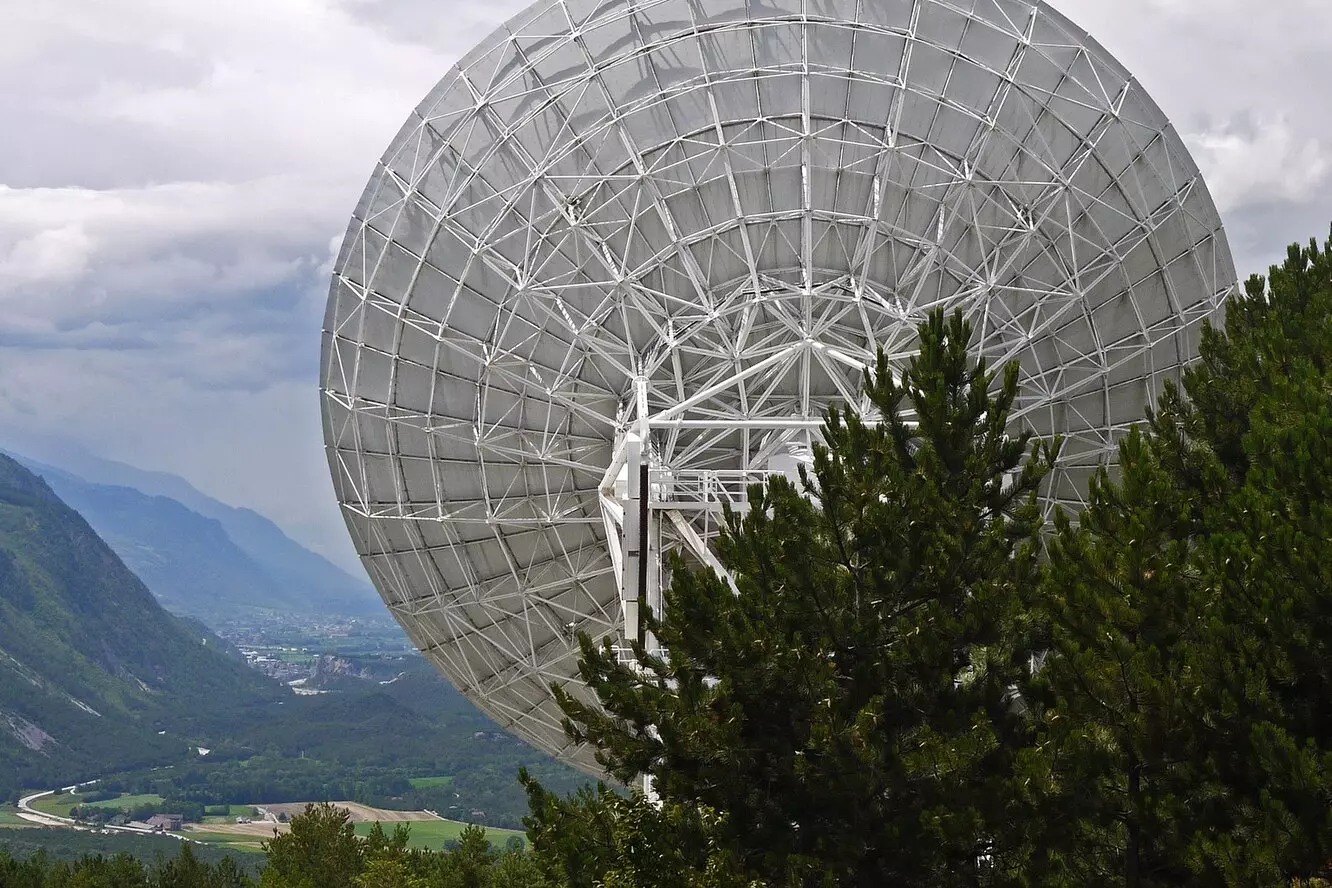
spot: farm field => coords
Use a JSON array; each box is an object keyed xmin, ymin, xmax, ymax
[
  {"xmin": 180, "ymin": 801, "xmax": 523, "ymax": 853},
  {"xmin": 351, "ymin": 818, "xmax": 522, "ymax": 849},
  {"xmin": 32, "ymin": 792, "xmax": 166, "ymax": 818},
  {"xmin": 180, "ymin": 828, "xmax": 271, "ymax": 854},
  {"xmin": 262, "ymin": 801, "xmax": 442, "ymax": 822},
  {"xmin": 78, "ymin": 793, "xmax": 165, "ymax": 811},
  {"xmin": 199, "ymin": 804, "xmax": 260, "ymax": 825},
  {"xmin": 186, "ymin": 822, "xmax": 282, "ymax": 841},
  {"xmin": 0, "ymin": 807, "xmax": 34, "ymax": 828},
  {"xmin": 30, "ymin": 794, "xmax": 73, "ymax": 817},
  {"xmin": 408, "ymin": 775, "xmax": 454, "ymax": 790}
]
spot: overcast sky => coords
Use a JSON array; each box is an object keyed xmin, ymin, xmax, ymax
[{"xmin": 1, "ymin": 0, "xmax": 1329, "ymax": 574}]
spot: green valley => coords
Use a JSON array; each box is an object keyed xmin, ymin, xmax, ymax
[
  {"xmin": 0, "ymin": 453, "xmax": 285, "ymax": 801},
  {"xmin": 0, "ymin": 453, "xmax": 586, "ymax": 836}
]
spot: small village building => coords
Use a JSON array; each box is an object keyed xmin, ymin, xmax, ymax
[{"xmin": 146, "ymin": 813, "xmax": 184, "ymax": 831}]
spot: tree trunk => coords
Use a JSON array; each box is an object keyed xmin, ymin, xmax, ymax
[{"xmin": 1127, "ymin": 751, "xmax": 1141, "ymax": 888}]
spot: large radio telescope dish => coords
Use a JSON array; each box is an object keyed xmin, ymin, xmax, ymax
[{"xmin": 322, "ymin": 0, "xmax": 1235, "ymax": 773}]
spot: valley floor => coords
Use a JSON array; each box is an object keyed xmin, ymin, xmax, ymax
[{"xmin": 4, "ymin": 785, "xmax": 522, "ymax": 858}]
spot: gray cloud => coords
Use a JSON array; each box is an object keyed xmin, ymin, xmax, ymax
[
  {"xmin": 1058, "ymin": 0, "xmax": 1332, "ymax": 273},
  {"xmin": 1, "ymin": 0, "xmax": 1329, "ymax": 573}
]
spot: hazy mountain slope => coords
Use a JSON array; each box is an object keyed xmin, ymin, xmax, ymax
[
  {"xmin": 25, "ymin": 449, "xmax": 366, "ymax": 584},
  {"xmin": 7, "ymin": 451, "xmax": 380, "ymax": 616},
  {"xmin": 192, "ymin": 503, "xmax": 378, "ymax": 616},
  {"xmin": 21, "ymin": 463, "xmax": 294, "ymax": 616},
  {"xmin": 0, "ymin": 454, "xmax": 282, "ymax": 796}
]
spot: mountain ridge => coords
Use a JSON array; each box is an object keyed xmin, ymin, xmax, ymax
[{"xmin": 4, "ymin": 450, "xmax": 379, "ymax": 618}]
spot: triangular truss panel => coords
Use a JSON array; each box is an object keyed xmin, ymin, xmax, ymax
[{"xmin": 323, "ymin": 0, "xmax": 1236, "ymax": 775}]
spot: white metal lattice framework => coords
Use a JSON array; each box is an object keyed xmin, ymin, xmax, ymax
[{"xmin": 321, "ymin": 0, "xmax": 1236, "ymax": 774}]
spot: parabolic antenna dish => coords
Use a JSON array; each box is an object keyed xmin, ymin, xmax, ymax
[{"xmin": 322, "ymin": 0, "xmax": 1236, "ymax": 773}]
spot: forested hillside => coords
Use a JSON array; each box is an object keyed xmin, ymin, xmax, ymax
[
  {"xmin": 0, "ymin": 454, "xmax": 283, "ymax": 799},
  {"xmin": 93, "ymin": 657, "xmax": 587, "ymax": 828}
]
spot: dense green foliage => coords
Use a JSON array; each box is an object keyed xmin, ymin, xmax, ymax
[
  {"xmin": 0, "ymin": 827, "xmax": 262, "ymax": 876},
  {"xmin": 93, "ymin": 663, "xmax": 586, "ymax": 828},
  {"xmin": 521, "ymin": 772, "xmax": 750, "ymax": 888},
  {"xmin": 1026, "ymin": 233, "xmax": 1332, "ymax": 884},
  {"xmin": 554, "ymin": 310, "xmax": 1059, "ymax": 887},
  {"xmin": 70, "ymin": 798, "xmax": 207, "ymax": 824},
  {"xmin": 257, "ymin": 805, "xmax": 547, "ymax": 888},
  {"xmin": 263, "ymin": 806, "xmax": 547, "ymax": 888},
  {"xmin": 0, "ymin": 844, "xmax": 256, "ymax": 888}
]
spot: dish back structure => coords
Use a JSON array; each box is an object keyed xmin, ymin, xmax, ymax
[{"xmin": 321, "ymin": 0, "xmax": 1236, "ymax": 774}]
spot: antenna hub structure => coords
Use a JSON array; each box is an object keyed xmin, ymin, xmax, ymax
[{"xmin": 322, "ymin": 0, "xmax": 1235, "ymax": 774}]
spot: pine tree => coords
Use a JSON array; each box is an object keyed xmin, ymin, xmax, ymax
[
  {"xmin": 1029, "ymin": 230, "xmax": 1332, "ymax": 885},
  {"xmin": 552, "ymin": 310, "xmax": 1059, "ymax": 887},
  {"xmin": 1026, "ymin": 426, "xmax": 1212, "ymax": 886},
  {"xmin": 1171, "ymin": 235, "xmax": 1332, "ymax": 881},
  {"xmin": 151, "ymin": 841, "xmax": 256, "ymax": 888},
  {"xmin": 261, "ymin": 803, "xmax": 363, "ymax": 888},
  {"xmin": 521, "ymin": 768, "xmax": 761, "ymax": 888},
  {"xmin": 443, "ymin": 823, "xmax": 498, "ymax": 888},
  {"xmin": 359, "ymin": 821, "xmax": 427, "ymax": 888}
]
